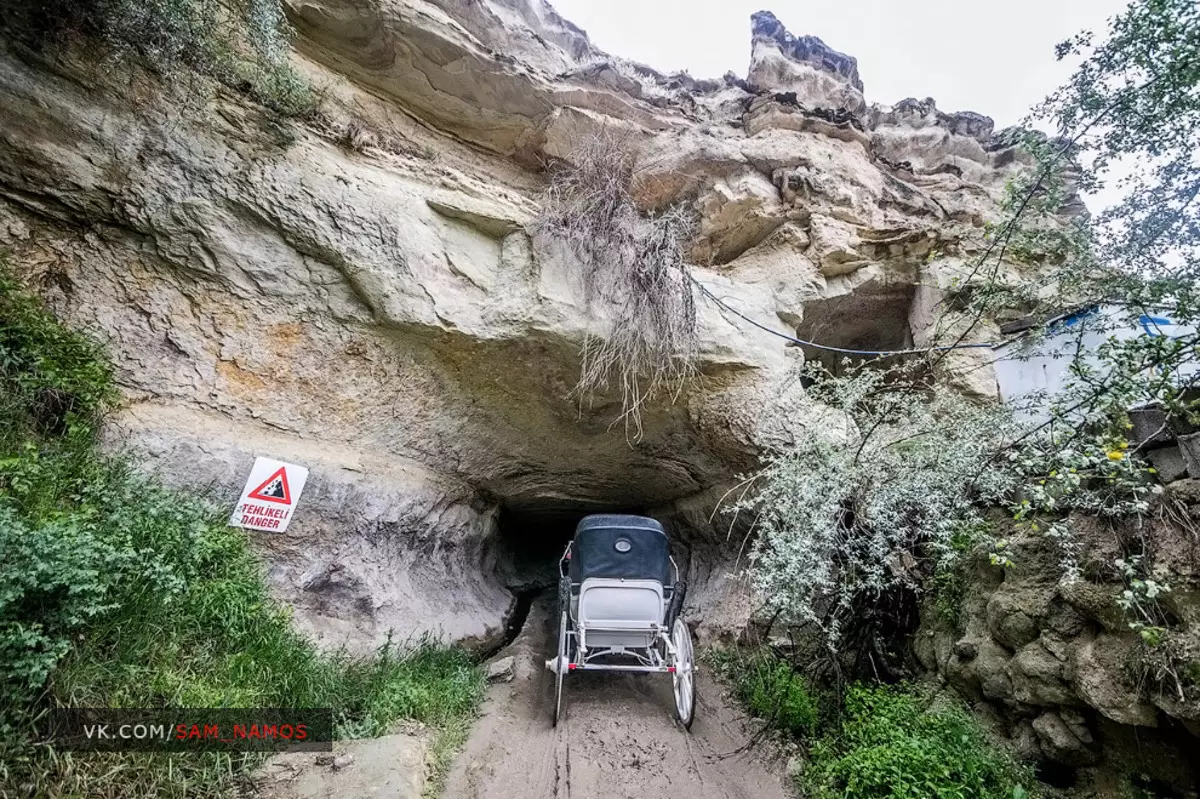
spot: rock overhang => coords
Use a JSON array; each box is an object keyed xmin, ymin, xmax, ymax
[{"xmin": 0, "ymin": 0, "xmax": 1043, "ymax": 652}]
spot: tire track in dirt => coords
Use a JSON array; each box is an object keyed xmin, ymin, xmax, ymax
[{"xmin": 443, "ymin": 597, "xmax": 790, "ymax": 799}]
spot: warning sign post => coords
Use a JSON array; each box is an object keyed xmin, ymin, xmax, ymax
[{"xmin": 230, "ymin": 457, "xmax": 308, "ymax": 532}]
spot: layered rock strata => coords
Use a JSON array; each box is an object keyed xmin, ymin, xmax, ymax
[{"xmin": 1, "ymin": 1, "xmax": 1027, "ymax": 647}]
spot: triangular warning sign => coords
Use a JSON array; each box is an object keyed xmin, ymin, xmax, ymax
[{"xmin": 248, "ymin": 466, "xmax": 292, "ymax": 505}]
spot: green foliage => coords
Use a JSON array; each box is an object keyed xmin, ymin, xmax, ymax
[
  {"xmin": 944, "ymin": 0, "xmax": 1200, "ymax": 632},
  {"xmin": 732, "ymin": 362, "xmax": 1019, "ymax": 670},
  {"xmin": 737, "ymin": 339, "xmax": 1185, "ymax": 677},
  {"xmin": 931, "ymin": 565, "xmax": 968, "ymax": 631},
  {"xmin": 333, "ymin": 638, "xmax": 484, "ymax": 798},
  {"xmin": 959, "ymin": 0, "xmax": 1200, "ymax": 322},
  {"xmin": 931, "ymin": 521, "xmax": 987, "ymax": 632},
  {"xmin": 329, "ymin": 637, "xmax": 484, "ymax": 739},
  {"xmin": 931, "ymin": 0, "xmax": 1200, "ymax": 606},
  {"xmin": 802, "ymin": 685, "xmax": 1034, "ymax": 799},
  {"xmin": 709, "ymin": 648, "xmax": 819, "ymax": 738},
  {"xmin": 0, "ymin": 0, "xmax": 314, "ymax": 115},
  {"xmin": 711, "ymin": 653, "xmax": 1033, "ymax": 798},
  {"xmin": 953, "ymin": 0, "xmax": 1200, "ymax": 452},
  {"xmin": 995, "ymin": 333, "xmax": 1183, "ymax": 587},
  {"xmin": 1043, "ymin": 0, "xmax": 1200, "ymax": 303},
  {"xmin": 1186, "ymin": 660, "xmax": 1200, "ymax": 686},
  {"xmin": 1114, "ymin": 554, "xmax": 1172, "ymax": 646},
  {"xmin": 0, "ymin": 267, "xmax": 113, "ymax": 455},
  {"xmin": 0, "ymin": 271, "xmax": 482, "ymax": 797}
]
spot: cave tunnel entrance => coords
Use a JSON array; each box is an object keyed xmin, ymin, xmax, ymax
[
  {"xmin": 492, "ymin": 501, "xmax": 649, "ymax": 593},
  {"xmin": 487, "ymin": 500, "xmax": 653, "ymax": 652},
  {"xmin": 483, "ymin": 489, "xmax": 715, "ymax": 656}
]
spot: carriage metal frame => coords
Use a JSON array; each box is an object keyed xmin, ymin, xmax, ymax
[{"xmin": 544, "ymin": 514, "xmax": 695, "ymax": 728}]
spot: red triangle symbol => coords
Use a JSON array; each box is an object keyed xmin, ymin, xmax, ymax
[{"xmin": 248, "ymin": 466, "xmax": 292, "ymax": 505}]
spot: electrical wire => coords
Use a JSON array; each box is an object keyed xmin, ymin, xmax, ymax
[{"xmin": 689, "ymin": 274, "xmax": 1000, "ymax": 356}]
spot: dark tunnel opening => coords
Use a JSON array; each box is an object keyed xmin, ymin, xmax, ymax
[
  {"xmin": 492, "ymin": 503, "xmax": 648, "ymax": 592},
  {"xmin": 1034, "ymin": 760, "xmax": 1077, "ymax": 791},
  {"xmin": 487, "ymin": 501, "xmax": 655, "ymax": 653}
]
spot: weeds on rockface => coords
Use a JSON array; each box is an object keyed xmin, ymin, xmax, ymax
[
  {"xmin": 533, "ymin": 129, "xmax": 698, "ymax": 440},
  {"xmin": 0, "ymin": 0, "xmax": 314, "ymax": 115},
  {"xmin": 931, "ymin": 520, "xmax": 991, "ymax": 634},
  {"xmin": 1115, "ymin": 551, "xmax": 1200, "ymax": 709}
]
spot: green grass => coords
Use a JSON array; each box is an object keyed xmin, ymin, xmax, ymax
[
  {"xmin": 0, "ymin": 264, "xmax": 483, "ymax": 797},
  {"xmin": 710, "ymin": 640, "xmax": 1033, "ymax": 799},
  {"xmin": 423, "ymin": 717, "xmax": 474, "ymax": 799},
  {"xmin": 708, "ymin": 647, "xmax": 819, "ymax": 738},
  {"xmin": 802, "ymin": 684, "xmax": 1034, "ymax": 799}
]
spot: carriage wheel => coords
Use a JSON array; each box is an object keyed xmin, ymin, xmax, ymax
[
  {"xmin": 671, "ymin": 617, "xmax": 695, "ymax": 729},
  {"xmin": 553, "ymin": 608, "xmax": 568, "ymax": 727}
]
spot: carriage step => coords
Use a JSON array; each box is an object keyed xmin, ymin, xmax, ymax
[{"xmin": 545, "ymin": 658, "xmax": 676, "ymax": 674}]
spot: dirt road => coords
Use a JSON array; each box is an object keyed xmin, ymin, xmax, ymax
[{"xmin": 443, "ymin": 597, "xmax": 791, "ymax": 799}]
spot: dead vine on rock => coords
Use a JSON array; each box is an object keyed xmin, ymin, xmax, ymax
[{"xmin": 533, "ymin": 130, "xmax": 698, "ymax": 441}]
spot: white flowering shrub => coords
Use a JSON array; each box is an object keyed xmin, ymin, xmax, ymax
[
  {"xmin": 737, "ymin": 344, "xmax": 1190, "ymax": 676},
  {"xmin": 733, "ymin": 363, "xmax": 1020, "ymax": 675}
]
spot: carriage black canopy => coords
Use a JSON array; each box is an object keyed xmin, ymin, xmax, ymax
[{"xmin": 568, "ymin": 514, "xmax": 672, "ymax": 585}]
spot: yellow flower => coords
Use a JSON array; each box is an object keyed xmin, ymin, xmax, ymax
[{"xmin": 1107, "ymin": 451, "xmax": 1124, "ymax": 461}]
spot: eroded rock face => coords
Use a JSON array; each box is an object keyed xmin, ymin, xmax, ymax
[
  {"xmin": 0, "ymin": 4, "xmax": 1028, "ymax": 650},
  {"xmin": 747, "ymin": 11, "xmax": 865, "ymax": 115},
  {"xmin": 918, "ymin": 508, "xmax": 1200, "ymax": 792}
]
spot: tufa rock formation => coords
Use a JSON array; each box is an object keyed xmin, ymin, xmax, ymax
[
  {"xmin": 916, "ymin": 501, "xmax": 1200, "ymax": 793},
  {"xmin": 7, "ymin": 1, "xmax": 1197, "ymax": 786},
  {"xmin": 0, "ymin": 3, "xmax": 1024, "ymax": 648}
]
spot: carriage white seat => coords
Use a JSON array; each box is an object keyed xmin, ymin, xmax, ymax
[{"xmin": 545, "ymin": 514, "xmax": 695, "ymax": 728}]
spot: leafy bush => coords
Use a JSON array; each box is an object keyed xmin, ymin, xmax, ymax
[
  {"xmin": 732, "ymin": 343, "xmax": 1183, "ymax": 682},
  {"xmin": 0, "ymin": 269, "xmax": 483, "ymax": 797},
  {"xmin": 711, "ymin": 649, "xmax": 819, "ymax": 738},
  {"xmin": 802, "ymin": 684, "xmax": 1033, "ymax": 799},
  {"xmin": 0, "ymin": 0, "xmax": 314, "ymax": 115},
  {"xmin": 0, "ymin": 268, "xmax": 113, "ymax": 453},
  {"xmin": 731, "ymin": 362, "xmax": 1019, "ymax": 676}
]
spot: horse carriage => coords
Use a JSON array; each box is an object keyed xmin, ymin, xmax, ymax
[{"xmin": 544, "ymin": 514, "xmax": 695, "ymax": 728}]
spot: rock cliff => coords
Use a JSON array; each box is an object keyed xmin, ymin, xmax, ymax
[
  {"xmin": 0, "ymin": 1, "xmax": 1026, "ymax": 650},
  {"xmin": 916, "ymin": 494, "xmax": 1200, "ymax": 793}
]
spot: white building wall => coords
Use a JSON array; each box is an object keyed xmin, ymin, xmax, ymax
[{"xmin": 993, "ymin": 304, "xmax": 1199, "ymax": 424}]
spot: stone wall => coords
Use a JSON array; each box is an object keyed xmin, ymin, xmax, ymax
[{"xmin": 916, "ymin": 484, "xmax": 1200, "ymax": 795}]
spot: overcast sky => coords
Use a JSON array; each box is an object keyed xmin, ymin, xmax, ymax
[{"xmin": 550, "ymin": 0, "xmax": 1131, "ymax": 130}]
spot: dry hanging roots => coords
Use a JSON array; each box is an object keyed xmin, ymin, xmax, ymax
[{"xmin": 533, "ymin": 130, "xmax": 698, "ymax": 440}]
